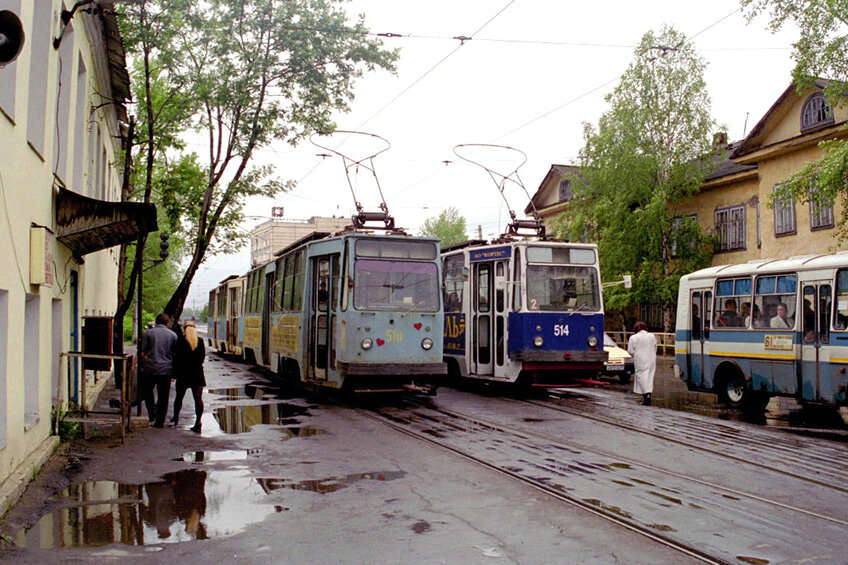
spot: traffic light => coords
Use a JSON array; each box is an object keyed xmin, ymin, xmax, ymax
[{"xmin": 159, "ymin": 232, "xmax": 169, "ymax": 260}]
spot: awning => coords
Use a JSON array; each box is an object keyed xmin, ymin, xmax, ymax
[{"xmin": 56, "ymin": 188, "xmax": 158, "ymax": 257}]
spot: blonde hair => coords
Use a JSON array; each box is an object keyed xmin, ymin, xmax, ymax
[{"xmin": 183, "ymin": 322, "xmax": 198, "ymax": 350}]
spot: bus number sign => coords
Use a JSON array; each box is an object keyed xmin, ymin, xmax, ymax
[{"xmin": 764, "ymin": 334, "xmax": 793, "ymax": 350}]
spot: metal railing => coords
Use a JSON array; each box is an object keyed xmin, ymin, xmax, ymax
[{"xmin": 606, "ymin": 331, "xmax": 676, "ymax": 356}]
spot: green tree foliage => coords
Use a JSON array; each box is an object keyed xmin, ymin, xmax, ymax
[
  {"xmin": 553, "ymin": 25, "xmax": 716, "ymax": 329},
  {"xmin": 122, "ymin": 0, "xmax": 397, "ymax": 321},
  {"xmin": 743, "ymin": 0, "xmax": 848, "ymax": 244},
  {"xmin": 419, "ymin": 207, "xmax": 468, "ymax": 248}
]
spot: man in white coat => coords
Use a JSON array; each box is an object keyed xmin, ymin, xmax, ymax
[{"xmin": 627, "ymin": 321, "xmax": 656, "ymax": 406}]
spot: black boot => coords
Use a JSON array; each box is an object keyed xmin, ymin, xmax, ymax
[{"xmin": 642, "ymin": 393, "xmax": 652, "ymax": 406}]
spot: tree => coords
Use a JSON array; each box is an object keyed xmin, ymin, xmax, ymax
[
  {"xmin": 743, "ymin": 0, "xmax": 848, "ymax": 244},
  {"xmin": 419, "ymin": 207, "xmax": 468, "ymax": 248},
  {"xmin": 553, "ymin": 25, "xmax": 716, "ymax": 331},
  {"xmin": 150, "ymin": 0, "xmax": 397, "ymax": 321}
]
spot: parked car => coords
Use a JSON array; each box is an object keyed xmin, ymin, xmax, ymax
[{"xmin": 603, "ymin": 333, "xmax": 633, "ymax": 383}]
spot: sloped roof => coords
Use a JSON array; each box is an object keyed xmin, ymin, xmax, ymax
[
  {"xmin": 705, "ymin": 141, "xmax": 757, "ymax": 182},
  {"xmin": 525, "ymin": 164, "xmax": 581, "ymax": 214}
]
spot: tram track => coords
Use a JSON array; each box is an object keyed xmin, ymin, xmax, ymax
[
  {"xmin": 524, "ymin": 392, "xmax": 848, "ymax": 494},
  {"xmin": 352, "ymin": 395, "xmax": 848, "ymax": 565}
]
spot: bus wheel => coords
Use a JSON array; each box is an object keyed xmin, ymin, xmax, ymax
[{"xmin": 717, "ymin": 369, "xmax": 748, "ymax": 408}]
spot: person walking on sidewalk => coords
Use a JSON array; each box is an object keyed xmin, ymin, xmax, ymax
[
  {"xmin": 627, "ymin": 321, "xmax": 657, "ymax": 406},
  {"xmin": 140, "ymin": 312, "xmax": 178, "ymax": 427},
  {"xmin": 171, "ymin": 320, "xmax": 206, "ymax": 433}
]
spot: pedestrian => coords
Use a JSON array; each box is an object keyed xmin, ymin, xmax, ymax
[
  {"xmin": 627, "ymin": 321, "xmax": 657, "ymax": 406},
  {"xmin": 171, "ymin": 320, "xmax": 206, "ymax": 433},
  {"xmin": 140, "ymin": 312, "xmax": 178, "ymax": 427}
]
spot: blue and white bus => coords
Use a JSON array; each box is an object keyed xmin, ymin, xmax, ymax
[
  {"xmin": 676, "ymin": 253, "xmax": 848, "ymax": 408},
  {"xmin": 442, "ymin": 239, "xmax": 607, "ymax": 387}
]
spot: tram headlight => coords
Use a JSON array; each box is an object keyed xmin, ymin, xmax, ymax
[
  {"xmin": 361, "ymin": 338, "xmax": 373, "ymax": 350},
  {"xmin": 587, "ymin": 336, "xmax": 599, "ymax": 348},
  {"xmin": 421, "ymin": 337, "xmax": 433, "ymax": 350},
  {"xmin": 533, "ymin": 336, "xmax": 544, "ymax": 348}
]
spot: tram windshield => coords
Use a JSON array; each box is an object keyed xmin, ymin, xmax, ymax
[
  {"xmin": 353, "ymin": 260, "xmax": 440, "ymax": 312},
  {"xmin": 526, "ymin": 265, "xmax": 600, "ymax": 312}
]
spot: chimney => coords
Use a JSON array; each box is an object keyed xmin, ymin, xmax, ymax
[{"xmin": 712, "ymin": 131, "xmax": 728, "ymax": 148}]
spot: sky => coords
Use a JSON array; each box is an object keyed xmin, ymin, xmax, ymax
[{"xmin": 183, "ymin": 0, "xmax": 799, "ymax": 311}]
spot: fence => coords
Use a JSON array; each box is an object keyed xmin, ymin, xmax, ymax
[{"xmin": 606, "ymin": 331, "xmax": 675, "ymax": 356}]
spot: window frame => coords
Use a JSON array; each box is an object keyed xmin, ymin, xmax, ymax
[
  {"xmin": 809, "ymin": 184, "xmax": 834, "ymax": 231},
  {"xmin": 714, "ymin": 204, "xmax": 746, "ymax": 252},
  {"xmin": 800, "ymin": 92, "xmax": 834, "ymax": 132},
  {"xmin": 773, "ymin": 185, "xmax": 796, "ymax": 237}
]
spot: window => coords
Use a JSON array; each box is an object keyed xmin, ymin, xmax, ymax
[
  {"xmin": 291, "ymin": 250, "xmax": 304, "ymax": 310},
  {"xmin": 526, "ymin": 265, "xmax": 600, "ymax": 312},
  {"xmin": 671, "ymin": 214, "xmax": 698, "ymax": 257},
  {"xmin": 801, "ymin": 93, "xmax": 833, "ymax": 131},
  {"xmin": 834, "ymin": 270, "xmax": 848, "ymax": 330},
  {"xmin": 353, "ymin": 260, "xmax": 439, "ymax": 312},
  {"xmin": 443, "ymin": 254, "xmax": 464, "ymax": 313},
  {"xmin": 558, "ymin": 179, "xmax": 572, "ymax": 201},
  {"xmin": 714, "ymin": 278, "xmax": 752, "ymax": 328},
  {"xmin": 512, "ymin": 248, "xmax": 522, "ymax": 310},
  {"xmin": 753, "ymin": 274, "xmax": 797, "ymax": 330},
  {"xmin": 809, "ymin": 184, "xmax": 834, "ymax": 230},
  {"xmin": 773, "ymin": 186, "xmax": 796, "ymax": 236},
  {"xmin": 714, "ymin": 205, "xmax": 745, "ymax": 252}
]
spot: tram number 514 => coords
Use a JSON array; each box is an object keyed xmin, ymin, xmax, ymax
[{"xmin": 553, "ymin": 324, "xmax": 570, "ymax": 337}]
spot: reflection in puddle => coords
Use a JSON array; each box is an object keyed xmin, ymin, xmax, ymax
[
  {"xmin": 257, "ymin": 471, "xmax": 406, "ymax": 495},
  {"xmin": 213, "ymin": 402, "xmax": 311, "ymax": 434},
  {"xmin": 181, "ymin": 449, "xmax": 261, "ymax": 463},
  {"xmin": 207, "ymin": 384, "xmax": 278, "ymax": 401}
]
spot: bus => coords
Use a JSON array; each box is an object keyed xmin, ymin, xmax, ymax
[{"xmin": 675, "ymin": 253, "xmax": 848, "ymax": 408}]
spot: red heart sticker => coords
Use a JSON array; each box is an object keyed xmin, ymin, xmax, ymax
[
  {"xmin": 413, "ymin": 323, "xmax": 422, "ymax": 330},
  {"xmin": 376, "ymin": 338, "xmax": 385, "ymax": 346}
]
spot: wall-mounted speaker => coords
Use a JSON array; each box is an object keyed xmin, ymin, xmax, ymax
[{"xmin": 0, "ymin": 10, "xmax": 24, "ymax": 66}]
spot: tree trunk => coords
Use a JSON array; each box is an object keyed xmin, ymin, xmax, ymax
[{"xmin": 164, "ymin": 239, "xmax": 208, "ymax": 323}]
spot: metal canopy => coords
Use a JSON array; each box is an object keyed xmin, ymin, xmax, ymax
[{"xmin": 56, "ymin": 188, "xmax": 158, "ymax": 257}]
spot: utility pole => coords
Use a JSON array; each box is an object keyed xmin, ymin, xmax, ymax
[{"xmin": 477, "ymin": 224, "xmax": 482, "ymax": 240}]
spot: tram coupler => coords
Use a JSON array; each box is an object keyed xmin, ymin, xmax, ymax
[{"xmin": 403, "ymin": 382, "xmax": 438, "ymax": 396}]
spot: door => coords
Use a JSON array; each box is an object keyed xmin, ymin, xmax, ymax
[
  {"xmin": 473, "ymin": 262, "xmax": 494, "ymax": 376},
  {"xmin": 800, "ymin": 282, "xmax": 831, "ymax": 401},
  {"xmin": 309, "ymin": 255, "xmax": 338, "ymax": 380},
  {"xmin": 493, "ymin": 260, "xmax": 508, "ymax": 377},
  {"xmin": 229, "ymin": 287, "xmax": 239, "ymax": 349},
  {"xmin": 261, "ymin": 272, "xmax": 274, "ymax": 365},
  {"xmin": 689, "ymin": 289, "xmax": 711, "ymax": 388}
]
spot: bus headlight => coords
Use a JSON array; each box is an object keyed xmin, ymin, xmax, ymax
[
  {"xmin": 587, "ymin": 336, "xmax": 598, "ymax": 348},
  {"xmin": 361, "ymin": 338, "xmax": 373, "ymax": 350},
  {"xmin": 533, "ymin": 336, "xmax": 544, "ymax": 347},
  {"xmin": 421, "ymin": 338, "xmax": 433, "ymax": 350}
]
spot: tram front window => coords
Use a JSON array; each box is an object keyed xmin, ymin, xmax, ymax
[
  {"xmin": 526, "ymin": 265, "xmax": 600, "ymax": 312},
  {"xmin": 353, "ymin": 260, "xmax": 439, "ymax": 312}
]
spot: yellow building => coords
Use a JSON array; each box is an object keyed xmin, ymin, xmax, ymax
[{"xmin": 0, "ymin": 1, "xmax": 154, "ymax": 512}]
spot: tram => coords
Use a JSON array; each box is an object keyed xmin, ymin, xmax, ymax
[
  {"xmin": 676, "ymin": 253, "xmax": 848, "ymax": 408},
  {"xmin": 207, "ymin": 274, "xmax": 245, "ymax": 356},
  {"xmin": 443, "ymin": 144, "xmax": 607, "ymax": 387}
]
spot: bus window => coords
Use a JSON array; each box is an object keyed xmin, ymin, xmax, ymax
[
  {"xmin": 691, "ymin": 292, "xmax": 702, "ymax": 340},
  {"xmin": 820, "ymin": 285, "xmax": 831, "ymax": 343},
  {"xmin": 714, "ymin": 278, "xmax": 751, "ymax": 328},
  {"xmin": 704, "ymin": 291, "xmax": 712, "ymax": 338},
  {"xmin": 754, "ymin": 274, "xmax": 797, "ymax": 330},
  {"xmin": 803, "ymin": 286, "xmax": 816, "ymax": 342},
  {"xmin": 834, "ymin": 270, "xmax": 848, "ymax": 330}
]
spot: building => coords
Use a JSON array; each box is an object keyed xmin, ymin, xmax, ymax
[
  {"xmin": 0, "ymin": 1, "xmax": 154, "ymax": 512},
  {"xmin": 250, "ymin": 216, "xmax": 350, "ymax": 267}
]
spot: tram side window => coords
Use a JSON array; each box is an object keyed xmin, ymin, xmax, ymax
[
  {"xmin": 291, "ymin": 250, "xmax": 305, "ymax": 310},
  {"xmin": 273, "ymin": 259, "xmax": 285, "ymax": 312},
  {"xmin": 753, "ymin": 274, "xmax": 797, "ymax": 329},
  {"xmin": 443, "ymin": 254, "xmax": 464, "ymax": 313},
  {"xmin": 834, "ymin": 270, "xmax": 848, "ymax": 330},
  {"xmin": 513, "ymin": 249, "xmax": 522, "ymax": 311},
  {"xmin": 714, "ymin": 278, "xmax": 751, "ymax": 328}
]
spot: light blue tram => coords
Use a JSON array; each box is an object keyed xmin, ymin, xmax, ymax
[
  {"xmin": 237, "ymin": 230, "xmax": 446, "ymax": 393},
  {"xmin": 442, "ymin": 238, "xmax": 607, "ymax": 387},
  {"xmin": 676, "ymin": 253, "xmax": 848, "ymax": 408}
]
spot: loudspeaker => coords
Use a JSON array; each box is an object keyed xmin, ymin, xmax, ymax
[{"xmin": 0, "ymin": 11, "xmax": 24, "ymax": 66}]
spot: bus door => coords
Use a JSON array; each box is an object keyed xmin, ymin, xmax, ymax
[
  {"xmin": 261, "ymin": 271, "xmax": 274, "ymax": 366},
  {"xmin": 473, "ymin": 262, "xmax": 494, "ymax": 376},
  {"xmin": 801, "ymin": 282, "xmax": 832, "ymax": 401},
  {"xmin": 309, "ymin": 255, "xmax": 338, "ymax": 380},
  {"xmin": 689, "ymin": 289, "xmax": 711, "ymax": 388},
  {"xmin": 493, "ymin": 260, "xmax": 509, "ymax": 377}
]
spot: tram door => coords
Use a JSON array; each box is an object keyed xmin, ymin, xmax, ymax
[
  {"xmin": 261, "ymin": 271, "xmax": 274, "ymax": 365},
  {"xmin": 689, "ymin": 289, "xmax": 712, "ymax": 388},
  {"xmin": 473, "ymin": 262, "xmax": 494, "ymax": 375},
  {"xmin": 493, "ymin": 261, "xmax": 509, "ymax": 377},
  {"xmin": 800, "ymin": 282, "xmax": 832, "ymax": 401},
  {"xmin": 229, "ymin": 286, "xmax": 240, "ymax": 350},
  {"xmin": 309, "ymin": 255, "xmax": 339, "ymax": 381}
]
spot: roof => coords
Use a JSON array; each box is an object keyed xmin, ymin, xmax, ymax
[
  {"xmin": 682, "ymin": 252, "xmax": 848, "ymax": 282},
  {"xmin": 704, "ymin": 141, "xmax": 757, "ymax": 182},
  {"xmin": 525, "ymin": 164, "xmax": 581, "ymax": 214}
]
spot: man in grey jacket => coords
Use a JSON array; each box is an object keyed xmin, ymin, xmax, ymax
[{"xmin": 140, "ymin": 312, "xmax": 178, "ymax": 427}]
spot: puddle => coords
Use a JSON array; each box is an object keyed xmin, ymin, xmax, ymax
[
  {"xmin": 648, "ymin": 491, "xmax": 683, "ymax": 505},
  {"xmin": 581, "ymin": 499, "xmax": 633, "ymax": 519},
  {"xmin": 646, "ymin": 523, "xmax": 676, "ymax": 532},
  {"xmin": 213, "ymin": 402, "xmax": 311, "ymax": 434},
  {"xmin": 410, "ymin": 520, "xmax": 431, "ymax": 534},
  {"xmin": 737, "ymin": 557, "xmax": 769, "ymax": 565},
  {"xmin": 278, "ymin": 426, "xmax": 325, "ymax": 440},
  {"xmin": 257, "ymin": 471, "xmax": 406, "ymax": 495},
  {"xmin": 180, "ymin": 449, "xmax": 261, "ymax": 463},
  {"xmin": 607, "ymin": 462, "xmax": 632, "ymax": 470},
  {"xmin": 207, "ymin": 384, "xmax": 280, "ymax": 401},
  {"xmin": 17, "ymin": 469, "xmax": 280, "ymax": 548}
]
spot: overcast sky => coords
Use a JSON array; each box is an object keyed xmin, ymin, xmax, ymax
[{"xmin": 183, "ymin": 0, "xmax": 798, "ymax": 312}]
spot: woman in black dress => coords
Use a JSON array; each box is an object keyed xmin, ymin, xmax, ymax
[{"xmin": 171, "ymin": 321, "xmax": 206, "ymax": 432}]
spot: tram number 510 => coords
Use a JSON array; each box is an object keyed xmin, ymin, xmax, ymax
[{"xmin": 553, "ymin": 324, "xmax": 570, "ymax": 337}]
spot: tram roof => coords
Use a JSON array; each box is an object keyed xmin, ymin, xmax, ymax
[
  {"xmin": 683, "ymin": 252, "xmax": 848, "ymax": 281},
  {"xmin": 442, "ymin": 239, "xmax": 596, "ymax": 254}
]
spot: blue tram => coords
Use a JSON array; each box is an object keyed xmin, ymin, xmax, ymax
[
  {"xmin": 442, "ymin": 239, "xmax": 607, "ymax": 387},
  {"xmin": 230, "ymin": 230, "xmax": 446, "ymax": 393}
]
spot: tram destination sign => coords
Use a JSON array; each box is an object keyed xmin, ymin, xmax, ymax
[{"xmin": 470, "ymin": 246, "xmax": 511, "ymax": 262}]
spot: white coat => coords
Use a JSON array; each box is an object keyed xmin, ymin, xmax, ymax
[{"xmin": 627, "ymin": 330, "xmax": 657, "ymax": 395}]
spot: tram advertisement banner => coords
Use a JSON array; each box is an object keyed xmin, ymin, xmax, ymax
[
  {"xmin": 444, "ymin": 313, "xmax": 466, "ymax": 354},
  {"xmin": 469, "ymin": 246, "xmax": 511, "ymax": 262}
]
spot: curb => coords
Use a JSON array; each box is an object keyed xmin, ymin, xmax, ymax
[{"xmin": 0, "ymin": 435, "xmax": 60, "ymax": 519}]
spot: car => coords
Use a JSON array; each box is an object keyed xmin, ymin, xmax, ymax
[{"xmin": 602, "ymin": 333, "xmax": 633, "ymax": 383}]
